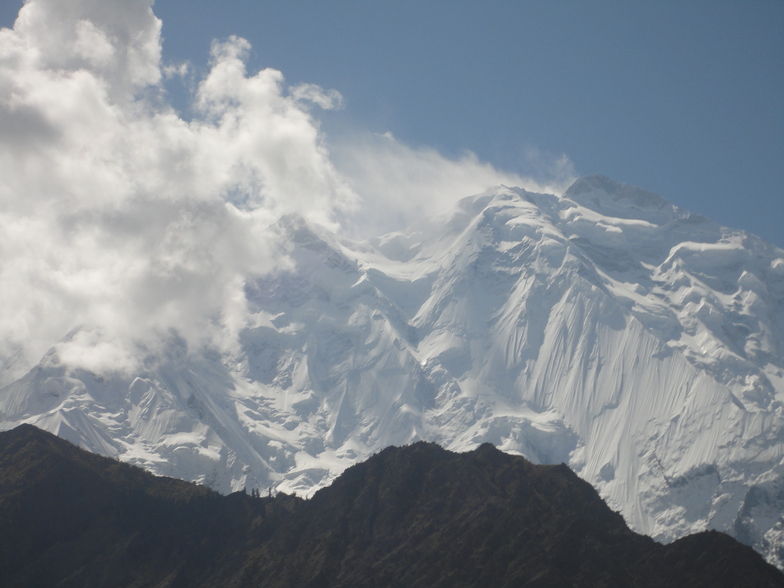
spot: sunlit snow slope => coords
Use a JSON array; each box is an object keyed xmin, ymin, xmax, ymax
[{"xmin": 2, "ymin": 176, "xmax": 783, "ymax": 566}]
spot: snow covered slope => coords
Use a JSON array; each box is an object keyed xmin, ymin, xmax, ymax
[{"xmin": 1, "ymin": 176, "xmax": 783, "ymax": 566}]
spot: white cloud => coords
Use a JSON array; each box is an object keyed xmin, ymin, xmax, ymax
[
  {"xmin": 0, "ymin": 1, "xmax": 354, "ymax": 380},
  {"xmin": 290, "ymin": 83, "xmax": 344, "ymax": 110},
  {"xmin": 162, "ymin": 61, "xmax": 189, "ymax": 80},
  {"xmin": 0, "ymin": 0, "xmax": 575, "ymax": 382},
  {"xmin": 73, "ymin": 19, "xmax": 116, "ymax": 67},
  {"xmin": 9, "ymin": 0, "xmax": 162, "ymax": 101}
]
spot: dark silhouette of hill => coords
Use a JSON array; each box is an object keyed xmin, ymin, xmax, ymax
[{"xmin": 0, "ymin": 424, "xmax": 780, "ymax": 587}]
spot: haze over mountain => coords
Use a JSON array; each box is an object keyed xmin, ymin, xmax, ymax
[{"xmin": 1, "ymin": 424, "xmax": 781, "ymax": 587}]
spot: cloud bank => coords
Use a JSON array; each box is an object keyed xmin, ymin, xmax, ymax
[{"xmin": 0, "ymin": 0, "xmax": 574, "ymax": 381}]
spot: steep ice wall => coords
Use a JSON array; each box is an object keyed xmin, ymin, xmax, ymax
[{"xmin": 1, "ymin": 176, "xmax": 783, "ymax": 566}]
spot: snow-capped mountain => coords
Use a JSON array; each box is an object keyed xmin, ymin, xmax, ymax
[{"xmin": 1, "ymin": 175, "xmax": 783, "ymax": 566}]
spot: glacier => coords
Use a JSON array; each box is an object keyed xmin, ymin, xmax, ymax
[{"xmin": 1, "ymin": 175, "xmax": 783, "ymax": 567}]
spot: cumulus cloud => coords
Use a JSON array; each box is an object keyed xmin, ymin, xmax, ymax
[
  {"xmin": 8, "ymin": 0, "xmax": 162, "ymax": 101},
  {"xmin": 0, "ymin": 0, "xmax": 575, "ymax": 382},
  {"xmin": 0, "ymin": 0, "xmax": 355, "ymax": 380}
]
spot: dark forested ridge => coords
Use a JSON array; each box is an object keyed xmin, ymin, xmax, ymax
[{"xmin": 0, "ymin": 424, "xmax": 780, "ymax": 587}]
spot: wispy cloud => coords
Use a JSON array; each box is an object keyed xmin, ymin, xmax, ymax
[{"xmin": 331, "ymin": 132, "xmax": 575, "ymax": 237}]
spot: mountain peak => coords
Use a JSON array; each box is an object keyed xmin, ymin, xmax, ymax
[{"xmin": 565, "ymin": 175, "xmax": 672, "ymax": 221}]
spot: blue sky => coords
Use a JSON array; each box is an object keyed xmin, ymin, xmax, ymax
[{"xmin": 1, "ymin": 0, "xmax": 782, "ymax": 246}]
